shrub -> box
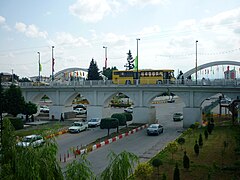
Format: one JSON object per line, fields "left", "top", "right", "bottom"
{"left": 134, "top": 162, "right": 153, "bottom": 180}
{"left": 9, "top": 117, "right": 24, "bottom": 130}
{"left": 183, "top": 151, "right": 190, "bottom": 170}
{"left": 111, "top": 113, "right": 126, "bottom": 126}
{"left": 100, "top": 118, "right": 119, "bottom": 136}
{"left": 199, "top": 133, "right": 203, "bottom": 147}
{"left": 173, "top": 163, "right": 180, "bottom": 180}
{"left": 194, "top": 141, "right": 200, "bottom": 156}
{"left": 204, "top": 129, "right": 208, "bottom": 140}
{"left": 123, "top": 112, "right": 133, "bottom": 122}
{"left": 177, "top": 137, "right": 185, "bottom": 150}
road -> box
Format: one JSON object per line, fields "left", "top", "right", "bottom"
{"left": 57, "top": 98, "right": 185, "bottom": 177}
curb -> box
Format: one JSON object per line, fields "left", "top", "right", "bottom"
{"left": 60, "top": 124, "right": 148, "bottom": 163}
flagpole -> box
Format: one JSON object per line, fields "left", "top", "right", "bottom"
{"left": 52, "top": 46, "right": 54, "bottom": 81}
{"left": 38, "top": 52, "right": 40, "bottom": 82}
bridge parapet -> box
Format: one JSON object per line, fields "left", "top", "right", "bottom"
{"left": 19, "top": 78, "right": 240, "bottom": 88}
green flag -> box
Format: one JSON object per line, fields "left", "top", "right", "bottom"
{"left": 39, "top": 63, "right": 42, "bottom": 72}
{"left": 134, "top": 56, "right": 138, "bottom": 70}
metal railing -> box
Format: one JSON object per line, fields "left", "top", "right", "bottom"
{"left": 18, "top": 78, "right": 240, "bottom": 88}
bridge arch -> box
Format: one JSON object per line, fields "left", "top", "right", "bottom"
{"left": 53, "top": 67, "right": 88, "bottom": 82}
{"left": 182, "top": 60, "right": 240, "bottom": 79}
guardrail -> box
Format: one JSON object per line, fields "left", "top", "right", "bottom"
{"left": 18, "top": 78, "right": 240, "bottom": 88}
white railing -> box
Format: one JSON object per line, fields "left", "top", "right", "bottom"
{"left": 18, "top": 78, "right": 240, "bottom": 88}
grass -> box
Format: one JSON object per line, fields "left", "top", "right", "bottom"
{"left": 146, "top": 117, "right": 240, "bottom": 180}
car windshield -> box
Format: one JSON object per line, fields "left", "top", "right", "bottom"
{"left": 174, "top": 113, "right": 182, "bottom": 116}
{"left": 149, "top": 124, "right": 158, "bottom": 128}
{"left": 90, "top": 119, "right": 97, "bottom": 122}
{"left": 22, "top": 137, "right": 34, "bottom": 142}
{"left": 73, "top": 123, "right": 81, "bottom": 126}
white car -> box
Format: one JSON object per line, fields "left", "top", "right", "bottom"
{"left": 40, "top": 106, "right": 49, "bottom": 113}
{"left": 124, "top": 107, "right": 133, "bottom": 113}
{"left": 147, "top": 124, "right": 163, "bottom": 135}
{"left": 88, "top": 118, "right": 101, "bottom": 127}
{"left": 173, "top": 112, "right": 183, "bottom": 121}
{"left": 68, "top": 121, "right": 88, "bottom": 133}
{"left": 73, "top": 108, "right": 87, "bottom": 115}
{"left": 17, "top": 134, "right": 45, "bottom": 147}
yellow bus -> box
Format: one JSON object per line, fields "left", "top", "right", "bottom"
{"left": 112, "top": 69, "right": 175, "bottom": 85}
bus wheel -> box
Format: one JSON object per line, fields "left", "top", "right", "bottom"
{"left": 156, "top": 80, "right": 162, "bottom": 84}
{"left": 125, "top": 80, "right": 131, "bottom": 85}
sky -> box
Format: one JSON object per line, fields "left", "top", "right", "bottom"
{"left": 0, "top": 0, "right": 240, "bottom": 78}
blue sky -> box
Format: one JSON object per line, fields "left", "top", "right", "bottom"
{"left": 0, "top": 0, "right": 240, "bottom": 78}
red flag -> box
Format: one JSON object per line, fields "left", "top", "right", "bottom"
{"left": 52, "top": 58, "right": 55, "bottom": 72}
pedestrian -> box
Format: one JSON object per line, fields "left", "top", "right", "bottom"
{"left": 61, "top": 113, "right": 64, "bottom": 122}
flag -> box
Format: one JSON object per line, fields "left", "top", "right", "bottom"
{"left": 52, "top": 57, "right": 55, "bottom": 72}
{"left": 134, "top": 56, "right": 138, "bottom": 70}
{"left": 39, "top": 63, "right": 42, "bottom": 72}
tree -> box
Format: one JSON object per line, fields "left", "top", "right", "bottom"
{"left": 65, "top": 155, "right": 95, "bottom": 180}
{"left": 102, "top": 66, "right": 117, "bottom": 80}
{"left": 3, "top": 84, "right": 25, "bottom": 116}
{"left": 124, "top": 50, "right": 134, "bottom": 70}
{"left": 100, "top": 118, "right": 119, "bottom": 136}
{"left": 173, "top": 163, "right": 180, "bottom": 180}
{"left": 194, "top": 141, "right": 200, "bottom": 156}
{"left": 177, "top": 137, "right": 185, "bottom": 150}
{"left": 167, "top": 141, "right": 178, "bottom": 160}
{"left": 22, "top": 101, "right": 37, "bottom": 122}
{"left": 101, "top": 151, "right": 139, "bottom": 180}
{"left": 111, "top": 113, "right": 127, "bottom": 127}
{"left": 0, "top": 118, "right": 64, "bottom": 180}
{"left": 151, "top": 158, "right": 162, "bottom": 178}
{"left": 199, "top": 133, "right": 203, "bottom": 147}
{"left": 183, "top": 151, "right": 190, "bottom": 170}
{"left": 87, "top": 58, "right": 101, "bottom": 80}
{"left": 134, "top": 162, "right": 153, "bottom": 180}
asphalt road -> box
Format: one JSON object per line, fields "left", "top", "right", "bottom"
{"left": 57, "top": 98, "right": 185, "bottom": 177}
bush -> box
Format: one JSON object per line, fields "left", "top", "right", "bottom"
{"left": 123, "top": 112, "right": 133, "bottom": 122}
{"left": 9, "top": 117, "right": 24, "bottom": 130}
{"left": 111, "top": 113, "right": 126, "bottom": 126}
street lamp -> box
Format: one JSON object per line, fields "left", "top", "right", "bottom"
{"left": 103, "top": 46, "right": 107, "bottom": 70}
{"left": 136, "top": 38, "right": 140, "bottom": 80}
{"left": 0, "top": 73, "right": 3, "bottom": 147}
{"left": 52, "top": 46, "right": 54, "bottom": 81}
{"left": 195, "top": 40, "right": 198, "bottom": 85}
{"left": 38, "top": 52, "right": 40, "bottom": 82}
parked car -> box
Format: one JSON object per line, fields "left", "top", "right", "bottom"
{"left": 40, "top": 106, "right": 49, "bottom": 113}
{"left": 17, "top": 134, "right": 45, "bottom": 147}
{"left": 124, "top": 107, "right": 133, "bottom": 113}
{"left": 68, "top": 121, "right": 88, "bottom": 133}
{"left": 220, "top": 97, "right": 231, "bottom": 104}
{"left": 173, "top": 112, "right": 183, "bottom": 121}
{"left": 88, "top": 118, "right": 101, "bottom": 127}
{"left": 73, "top": 108, "right": 87, "bottom": 115}
{"left": 147, "top": 124, "right": 163, "bottom": 135}
{"left": 167, "top": 99, "right": 175, "bottom": 103}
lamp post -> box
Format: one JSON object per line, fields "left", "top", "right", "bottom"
{"left": 136, "top": 38, "right": 140, "bottom": 80}
{"left": 103, "top": 46, "right": 107, "bottom": 70}
{"left": 52, "top": 46, "right": 54, "bottom": 81}
{"left": 38, "top": 52, "right": 40, "bottom": 82}
{"left": 195, "top": 40, "right": 198, "bottom": 85}
{"left": 0, "top": 73, "right": 3, "bottom": 147}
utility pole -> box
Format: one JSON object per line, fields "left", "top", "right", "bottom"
{"left": 136, "top": 38, "right": 140, "bottom": 80}
{"left": 195, "top": 40, "right": 198, "bottom": 85}
{"left": 103, "top": 46, "right": 107, "bottom": 70}
{"left": 38, "top": 52, "right": 40, "bottom": 82}
{"left": 52, "top": 46, "right": 54, "bottom": 81}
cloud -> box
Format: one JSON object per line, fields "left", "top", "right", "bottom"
{"left": 69, "top": 0, "right": 112, "bottom": 23}
{"left": 127, "top": 0, "right": 168, "bottom": 6}
{"left": 15, "top": 22, "right": 48, "bottom": 38}
{"left": 55, "top": 32, "right": 91, "bottom": 47}
{"left": 102, "top": 32, "right": 129, "bottom": 46}
{"left": 0, "top": 16, "right": 6, "bottom": 24}
{"left": 138, "top": 25, "right": 161, "bottom": 37}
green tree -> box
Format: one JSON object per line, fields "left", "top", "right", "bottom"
{"left": 3, "top": 84, "right": 25, "bottom": 117}
{"left": 102, "top": 66, "right": 117, "bottom": 80}
{"left": 111, "top": 113, "right": 127, "bottom": 127}
{"left": 167, "top": 141, "right": 178, "bottom": 160}
{"left": 0, "top": 118, "right": 64, "bottom": 180}
{"left": 134, "top": 162, "right": 153, "bottom": 180}
{"left": 22, "top": 101, "right": 37, "bottom": 122}
{"left": 124, "top": 50, "right": 134, "bottom": 70}
{"left": 87, "top": 58, "right": 101, "bottom": 80}
{"left": 183, "top": 151, "right": 190, "bottom": 170}
{"left": 177, "top": 137, "right": 185, "bottom": 150}
{"left": 173, "top": 163, "right": 180, "bottom": 180}
{"left": 194, "top": 141, "right": 200, "bottom": 156}
{"left": 101, "top": 151, "right": 139, "bottom": 180}
{"left": 65, "top": 155, "right": 95, "bottom": 180}
{"left": 100, "top": 118, "right": 119, "bottom": 136}
{"left": 151, "top": 158, "right": 162, "bottom": 179}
